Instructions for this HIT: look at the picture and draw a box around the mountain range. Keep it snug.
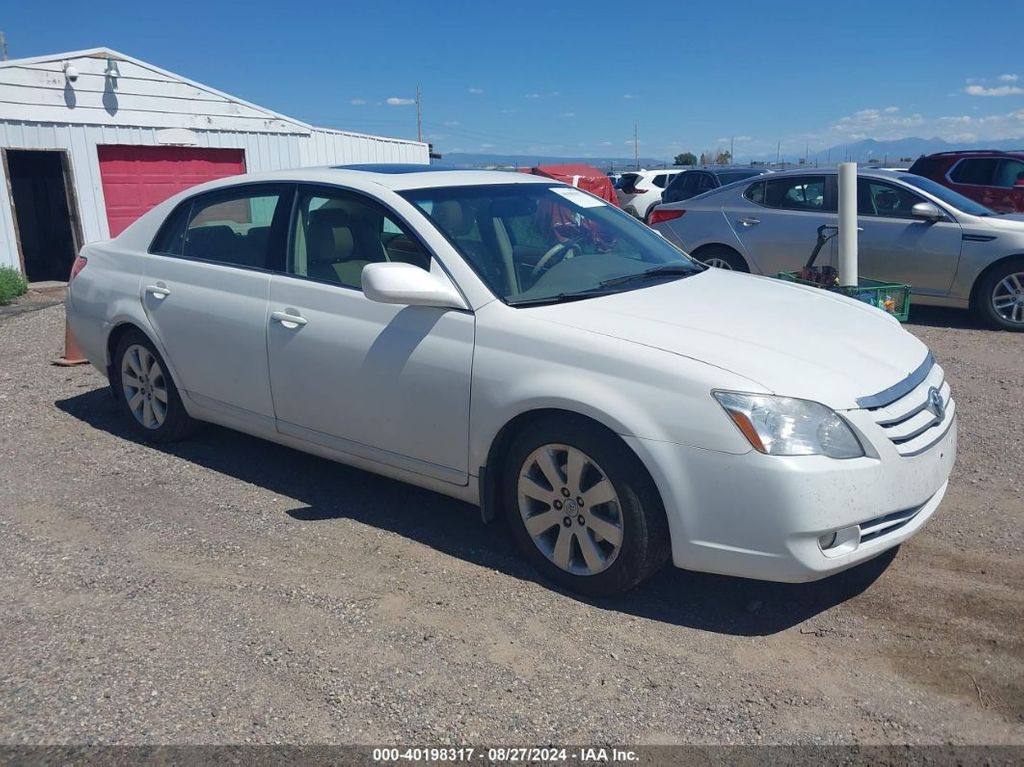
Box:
[442,136,1024,171]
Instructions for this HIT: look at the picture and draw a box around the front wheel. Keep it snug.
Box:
[502,417,669,596]
[975,258,1024,331]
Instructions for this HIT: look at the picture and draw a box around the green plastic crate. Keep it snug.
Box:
[777,273,912,322]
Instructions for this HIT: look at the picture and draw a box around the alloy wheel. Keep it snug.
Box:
[991,271,1024,325]
[702,256,734,270]
[517,443,624,576]
[121,344,169,429]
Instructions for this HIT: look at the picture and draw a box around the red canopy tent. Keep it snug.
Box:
[520,164,619,206]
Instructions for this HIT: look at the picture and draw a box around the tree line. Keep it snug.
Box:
[673,150,732,166]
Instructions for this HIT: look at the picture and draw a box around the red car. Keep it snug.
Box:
[909,150,1024,214]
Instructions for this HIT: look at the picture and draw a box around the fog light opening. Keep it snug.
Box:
[818,532,839,551]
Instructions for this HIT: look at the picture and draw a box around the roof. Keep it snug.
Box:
[919,149,1024,158]
[158,166,561,197]
[0,47,425,146]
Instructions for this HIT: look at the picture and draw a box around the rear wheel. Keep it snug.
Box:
[502,417,669,596]
[975,258,1024,331]
[114,329,197,441]
[694,245,748,272]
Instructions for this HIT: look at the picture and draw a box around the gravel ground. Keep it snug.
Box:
[0,302,1021,746]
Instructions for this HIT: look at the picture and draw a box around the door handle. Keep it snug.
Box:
[270,310,308,328]
[144,284,171,299]
[739,217,760,227]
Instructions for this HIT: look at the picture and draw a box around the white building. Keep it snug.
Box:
[0,47,428,281]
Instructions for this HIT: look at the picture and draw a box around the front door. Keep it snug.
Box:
[142,183,291,426]
[855,178,963,297]
[266,186,474,484]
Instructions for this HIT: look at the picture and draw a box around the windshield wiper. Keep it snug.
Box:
[599,264,700,288]
[507,289,613,307]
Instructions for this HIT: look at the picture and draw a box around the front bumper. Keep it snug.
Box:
[625,415,957,582]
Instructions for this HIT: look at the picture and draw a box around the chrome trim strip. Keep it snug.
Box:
[856,352,935,409]
[898,414,956,458]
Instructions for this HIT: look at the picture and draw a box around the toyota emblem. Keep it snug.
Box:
[927,386,944,420]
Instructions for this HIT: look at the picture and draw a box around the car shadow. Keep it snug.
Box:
[907,304,986,330]
[56,387,894,637]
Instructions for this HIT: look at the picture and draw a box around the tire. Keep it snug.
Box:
[974,258,1024,331]
[502,416,670,596]
[694,245,748,272]
[113,329,197,442]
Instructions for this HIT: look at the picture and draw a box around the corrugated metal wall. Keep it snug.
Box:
[0,122,428,271]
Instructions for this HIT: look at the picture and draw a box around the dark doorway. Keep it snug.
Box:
[6,150,80,282]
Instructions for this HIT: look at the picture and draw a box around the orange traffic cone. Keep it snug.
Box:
[54,307,88,367]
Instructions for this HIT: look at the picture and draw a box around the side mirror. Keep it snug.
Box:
[361,262,468,310]
[911,201,943,221]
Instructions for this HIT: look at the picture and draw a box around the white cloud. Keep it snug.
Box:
[468,87,484,94]
[350,98,367,106]
[443,120,461,127]
[883,106,899,113]
[480,143,495,149]
[966,83,1024,96]
[999,74,1019,82]
[524,93,541,99]
[386,97,415,106]
[599,141,613,146]
[623,94,635,99]
[819,104,1024,144]
[559,112,576,118]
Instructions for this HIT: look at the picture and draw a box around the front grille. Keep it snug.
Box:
[858,506,921,543]
[859,355,956,457]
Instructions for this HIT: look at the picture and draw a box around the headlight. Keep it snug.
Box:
[713,391,864,458]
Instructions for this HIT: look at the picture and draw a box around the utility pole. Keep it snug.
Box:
[776,141,781,167]
[730,136,734,165]
[0,32,8,61]
[633,123,639,170]
[415,85,423,143]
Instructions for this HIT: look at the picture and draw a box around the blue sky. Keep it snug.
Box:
[4,1,1022,159]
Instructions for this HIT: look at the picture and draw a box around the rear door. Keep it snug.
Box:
[142,183,291,426]
[727,175,836,275]
[856,178,962,297]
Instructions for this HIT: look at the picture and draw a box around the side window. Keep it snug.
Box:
[180,188,284,269]
[763,176,827,211]
[858,179,926,218]
[994,158,1024,187]
[150,203,191,256]
[289,189,431,289]
[744,181,766,204]
[949,158,999,186]
[652,174,668,189]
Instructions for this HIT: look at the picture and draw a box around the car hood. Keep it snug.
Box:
[523,269,929,410]
[978,213,1024,232]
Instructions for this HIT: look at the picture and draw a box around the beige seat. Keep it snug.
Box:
[306,208,367,287]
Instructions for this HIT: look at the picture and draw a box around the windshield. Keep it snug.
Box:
[400,183,702,305]
[899,174,995,216]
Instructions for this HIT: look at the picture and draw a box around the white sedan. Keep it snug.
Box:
[67,165,957,595]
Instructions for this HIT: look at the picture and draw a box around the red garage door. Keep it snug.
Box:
[98,146,246,236]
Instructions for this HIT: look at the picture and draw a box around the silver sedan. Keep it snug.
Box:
[650,168,1024,330]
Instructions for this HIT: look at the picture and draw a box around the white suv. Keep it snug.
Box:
[615,169,684,222]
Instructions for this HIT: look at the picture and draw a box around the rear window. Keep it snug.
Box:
[718,170,763,185]
[616,173,641,193]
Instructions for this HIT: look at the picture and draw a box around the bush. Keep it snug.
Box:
[0,266,29,306]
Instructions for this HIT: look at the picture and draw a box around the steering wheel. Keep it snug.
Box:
[530,233,589,279]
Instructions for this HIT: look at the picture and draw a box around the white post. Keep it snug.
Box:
[838,162,858,287]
